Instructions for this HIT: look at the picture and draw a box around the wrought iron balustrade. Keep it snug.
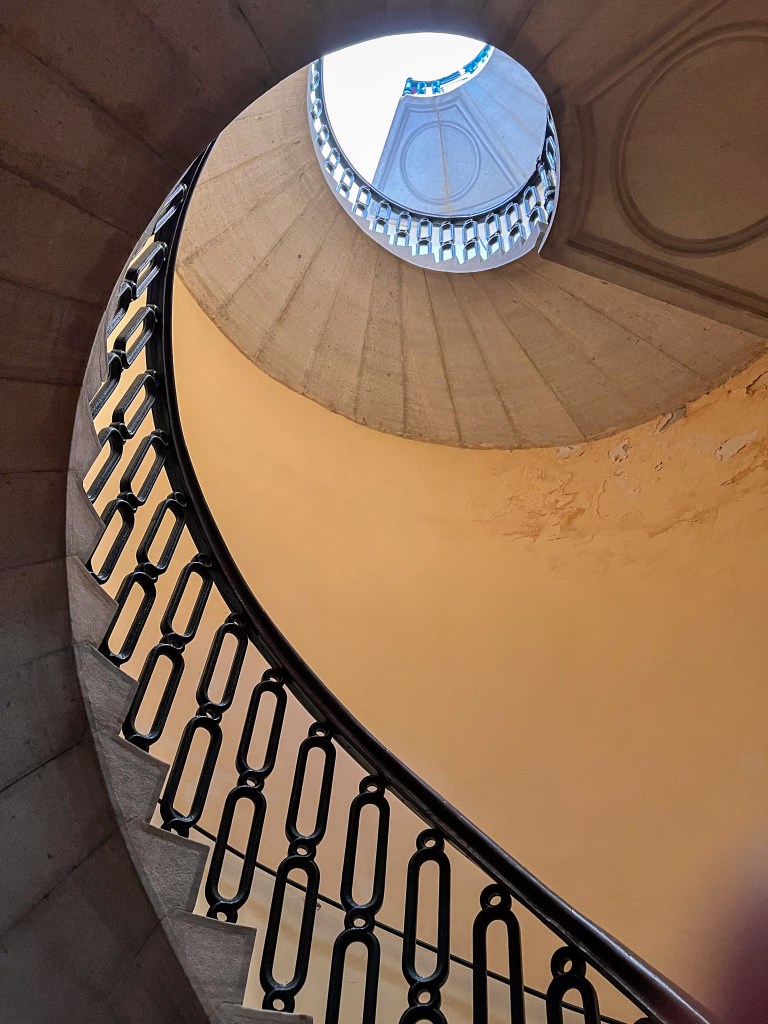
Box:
[82,150,715,1024]
[307,59,559,270]
[402,44,494,96]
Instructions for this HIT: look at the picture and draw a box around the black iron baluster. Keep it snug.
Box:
[123,640,185,750]
[99,490,186,712]
[92,485,185,587]
[205,668,287,922]
[325,775,390,1024]
[90,171,185,422]
[91,289,158,420]
[87,425,124,504]
[260,722,336,1012]
[545,948,601,1024]
[98,475,194,667]
[89,496,135,584]
[400,829,451,1024]
[159,604,247,837]
[472,884,526,1024]
[101,568,158,665]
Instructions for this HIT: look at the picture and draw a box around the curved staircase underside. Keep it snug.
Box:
[178,53,767,450]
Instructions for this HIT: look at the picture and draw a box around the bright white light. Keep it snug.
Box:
[322,33,485,183]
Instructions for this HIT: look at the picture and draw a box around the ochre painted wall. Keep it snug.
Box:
[173,277,768,1011]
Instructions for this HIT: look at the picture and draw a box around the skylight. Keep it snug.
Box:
[309,34,559,271]
[322,33,485,182]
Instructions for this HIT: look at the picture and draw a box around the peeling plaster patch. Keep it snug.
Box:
[746,372,768,396]
[657,406,686,432]
[557,444,585,460]
[609,440,630,463]
[715,431,757,462]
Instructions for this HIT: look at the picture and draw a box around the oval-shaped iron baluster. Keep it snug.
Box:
[106,279,133,337]
[88,425,124,503]
[438,221,455,262]
[340,777,389,914]
[119,430,167,507]
[160,554,213,646]
[100,570,156,664]
[545,948,601,1024]
[286,724,336,846]
[462,219,481,262]
[337,167,355,199]
[153,181,187,233]
[505,202,529,247]
[395,211,412,247]
[126,239,166,299]
[483,212,502,254]
[260,855,321,1012]
[205,784,267,922]
[123,641,185,750]
[416,218,433,256]
[472,884,525,1024]
[374,202,392,234]
[526,177,548,229]
[522,185,539,221]
[315,124,331,148]
[324,148,341,177]
[112,309,145,367]
[89,496,135,583]
[112,370,157,440]
[195,614,247,719]
[160,714,222,836]
[353,186,371,217]
[236,670,287,780]
[538,158,556,196]
[89,352,124,418]
[260,723,335,1010]
[400,829,451,1024]
[326,775,389,1024]
[325,927,381,1024]
[205,669,288,921]
[545,132,557,170]
[135,493,186,575]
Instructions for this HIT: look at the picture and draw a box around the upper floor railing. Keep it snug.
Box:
[307,59,558,271]
[402,44,494,96]
[82,149,716,1024]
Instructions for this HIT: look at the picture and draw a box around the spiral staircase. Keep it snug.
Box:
[1,2,766,1023]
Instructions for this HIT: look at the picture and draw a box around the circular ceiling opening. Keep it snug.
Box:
[309,33,559,272]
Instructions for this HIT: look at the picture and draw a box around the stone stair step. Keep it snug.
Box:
[122,818,208,918]
[93,730,167,825]
[76,643,136,737]
[164,911,257,1016]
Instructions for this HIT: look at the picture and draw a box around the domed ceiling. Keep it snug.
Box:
[177,66,766,450]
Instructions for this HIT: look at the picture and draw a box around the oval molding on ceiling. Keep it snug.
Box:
[616,26,768,255]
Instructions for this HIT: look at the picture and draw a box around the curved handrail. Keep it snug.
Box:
[86,151,717,1024]
[151,156,713,1024]
[308,59,559,269]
